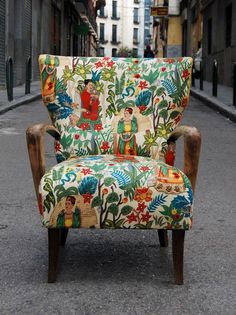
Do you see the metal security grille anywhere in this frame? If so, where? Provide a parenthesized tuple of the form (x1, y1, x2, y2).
(23, 0, 32, 60)
(0, 0, 5, 86)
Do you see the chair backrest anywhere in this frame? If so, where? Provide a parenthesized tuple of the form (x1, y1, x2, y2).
(39, 55, 192, 162)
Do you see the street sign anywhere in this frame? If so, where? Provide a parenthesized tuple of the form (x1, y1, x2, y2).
(151, 6, 168, 17)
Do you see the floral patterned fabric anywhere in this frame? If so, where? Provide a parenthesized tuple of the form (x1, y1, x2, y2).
(38, 55, 194, 230)
(39, 154, 193, 229)
(39, 55, 192, 162)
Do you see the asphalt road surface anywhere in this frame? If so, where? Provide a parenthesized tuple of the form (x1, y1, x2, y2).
(0, 97, 236, 314)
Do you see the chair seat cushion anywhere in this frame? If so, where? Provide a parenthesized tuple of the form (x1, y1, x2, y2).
(39, 154, 193, 230)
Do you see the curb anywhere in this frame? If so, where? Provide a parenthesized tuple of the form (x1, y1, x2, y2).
(190, 88, 236, 123)
(0, 92, 41, 115)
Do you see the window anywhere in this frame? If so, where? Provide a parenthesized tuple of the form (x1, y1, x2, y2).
(132, 48, 138, 57)
(112, 48, 117, 57)
(100, 6, 104, 16)
(133, 8, 139, 23)
(133, 28, 138, 44)
(112, 25, 117, 43)
(225, 3, 232, 47)
(99, 47, 105, 57)
(100, 23, 105, 41)
(112, 1, 118, 18)
(207, 19, 212, 54)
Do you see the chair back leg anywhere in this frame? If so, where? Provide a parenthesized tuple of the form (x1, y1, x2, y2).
(60, 228, 69, 246)
(158, 230, 168, 247)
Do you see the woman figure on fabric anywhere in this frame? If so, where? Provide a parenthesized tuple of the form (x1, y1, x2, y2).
(80, 79, 99, 121)
(117, 107, 138, 155)
(56, 196, 80, 228)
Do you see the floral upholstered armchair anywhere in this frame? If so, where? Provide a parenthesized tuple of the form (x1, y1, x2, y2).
(26, 55, 201, 284)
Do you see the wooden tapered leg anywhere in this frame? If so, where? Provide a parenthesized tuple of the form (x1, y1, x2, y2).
(48, 229, 60, 283)
(60, 228, 69, 246)
(158, 230, 168, 247)
(172, 230, 185, 285)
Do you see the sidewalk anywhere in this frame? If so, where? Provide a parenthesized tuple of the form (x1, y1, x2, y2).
(0, 81, 41, 115)
(191, 79, 236, 122)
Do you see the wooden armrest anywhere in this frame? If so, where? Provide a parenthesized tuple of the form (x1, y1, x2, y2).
(26, 123, 60, 199)
(169, 126, 201, 192)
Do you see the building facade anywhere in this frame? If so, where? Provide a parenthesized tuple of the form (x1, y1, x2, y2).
(152, 0, 182, 57)
(201, 0, 235, 86)
(0, 0, 104, 87)
(97, 0, 146, 57)
(180, 0, 202, 57)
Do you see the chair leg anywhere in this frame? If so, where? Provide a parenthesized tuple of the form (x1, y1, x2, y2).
(48, 229, 60, 283)
(60, 228, 69, 246)
(158, 230, 168, 247)
(172, 230, 185, 285)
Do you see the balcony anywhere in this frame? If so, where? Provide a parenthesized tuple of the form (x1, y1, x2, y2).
(134, 0, 140, 3)
(133, 17, 139, 24)
(111, 38, 120, 45)
(99, 36, 108, 44)
(133, 38, 139, 45)
(111, 11, 120, 20)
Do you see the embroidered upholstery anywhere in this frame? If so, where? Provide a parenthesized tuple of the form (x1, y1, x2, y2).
(39, 55, 192, 162)
(39, 154, 193, 230)
(38, 55, 194, 230)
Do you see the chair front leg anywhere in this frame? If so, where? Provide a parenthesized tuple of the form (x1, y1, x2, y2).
(172, 230, 185, 285)
(48, 229, 60, 283)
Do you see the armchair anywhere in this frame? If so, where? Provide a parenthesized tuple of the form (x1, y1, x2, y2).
(26, 55, 201, 284)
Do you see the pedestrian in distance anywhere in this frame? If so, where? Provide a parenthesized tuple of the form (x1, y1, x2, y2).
(144, 45, 154, 58)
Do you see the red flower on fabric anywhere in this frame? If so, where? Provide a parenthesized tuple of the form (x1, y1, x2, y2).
(127, 212, 138, 223)
(134, 73, 141, 79)
(102, 188, 108, 194)
(139, 166, 150, 172)
(167, 58, 175, 64)
(178, 57, 183, 62)
(54, 142, 61, 152)
(48, 82, 53, 90)
(134, 187, 153, 202)
(136, 202, 147, 213)
(82, 192, 93, 204)
(94, 123, 103, 132)
(107, 60, 115, 67)
(74, 134, 80, 140)
(134, 59, 139, 64)
(138, 81, 148, 90)
(101, 141, 110, 151)
(138, 105, 147, 113)
(141, 211, 152, 223)
(182, 69, 190, 79)
(95, 61, 104, 68)
(161, 67, 166, 72)
(173, 213, 180, 220)
(81, 168, 92, 175)
(79, 122, 90, 130)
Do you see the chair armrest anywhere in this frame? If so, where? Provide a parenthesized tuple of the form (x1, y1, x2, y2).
(26, 123, 60, 199)
(168, 126, 201, 192)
